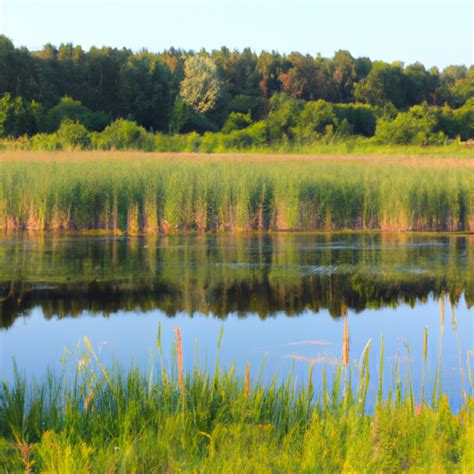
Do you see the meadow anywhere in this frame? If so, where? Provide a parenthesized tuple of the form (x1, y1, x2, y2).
(0, 326, 473, 472)
(0, 151, 473, 233)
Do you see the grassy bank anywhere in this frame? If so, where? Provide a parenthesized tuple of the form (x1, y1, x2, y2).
(1, 152, 474, 233)
(1, 328, 473, 472)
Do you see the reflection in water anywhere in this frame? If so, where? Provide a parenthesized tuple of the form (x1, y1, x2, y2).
(0, 233, 473, 328)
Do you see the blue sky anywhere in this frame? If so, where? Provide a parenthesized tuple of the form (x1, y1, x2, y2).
(1, 0, 472, 69)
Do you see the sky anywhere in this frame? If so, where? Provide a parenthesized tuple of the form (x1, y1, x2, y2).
(0, 0, 472, 69)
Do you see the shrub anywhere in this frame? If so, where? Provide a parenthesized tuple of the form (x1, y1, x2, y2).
(375, 103, 445, 145)
(293, 100, 338, 143)
(199, 132, 219, 153)
(30, 133, 61, 151)
(45, 96, 110, 132)
(267, 93, 304, 142)
(334, 103, 379, 136)
(92, 119, 155, 150)
(56, 119, 91, 150)
(222, 112, 252, 133)
(452, 98, 474, 140)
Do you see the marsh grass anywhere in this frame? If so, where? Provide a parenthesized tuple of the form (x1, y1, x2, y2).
(0, 152, 473, 233)
(0, 324, 473, 472)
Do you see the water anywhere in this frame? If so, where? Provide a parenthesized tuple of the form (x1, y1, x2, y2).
(0, 233, 473, 408)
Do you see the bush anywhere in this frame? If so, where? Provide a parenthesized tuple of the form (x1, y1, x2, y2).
(92, 119, 155, 150)
(222, 112, 252, 133)
(452, 98, 474, 140)
(56, 119, 91, 150)
(293, 100, 338, 143)
(334, 103, 379, 136)
(267, 93, 304, 141)
(374, 103, 445, 145)
(30, 133, 61, 151)
(45, 96, 111, 133)
(192, 132, 215, 153)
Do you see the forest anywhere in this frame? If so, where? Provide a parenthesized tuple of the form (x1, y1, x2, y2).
(0, 35, 473, 151)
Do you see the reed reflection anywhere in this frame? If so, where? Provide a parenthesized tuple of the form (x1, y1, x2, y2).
(0, 233, 472, 328)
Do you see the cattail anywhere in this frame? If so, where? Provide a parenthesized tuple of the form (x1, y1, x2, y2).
(421, 327, 428, 404)
(342, 305, 350, 366)
(17, 443, 33, 473)
(84, 388, 94, 410)
(175, 327, 185, 397)
(244, 362, 251, 398)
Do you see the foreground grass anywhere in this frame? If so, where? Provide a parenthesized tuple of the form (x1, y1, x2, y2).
(1, 151, 474, 233)
(1, 329, 473, 472)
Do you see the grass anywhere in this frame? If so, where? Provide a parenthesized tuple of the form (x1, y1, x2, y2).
(0, 151, 473, 234)
(0, 325, 473, 472)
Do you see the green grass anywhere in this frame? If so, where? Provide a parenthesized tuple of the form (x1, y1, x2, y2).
(0, 152, 473, 233)
(0, 327, 473, 472)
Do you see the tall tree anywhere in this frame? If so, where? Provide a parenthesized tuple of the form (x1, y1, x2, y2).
(180, 55, 221, 113)
(354, 61, 406, 108)
(119, 51, 174, 131)
(332, 50, 356, 102)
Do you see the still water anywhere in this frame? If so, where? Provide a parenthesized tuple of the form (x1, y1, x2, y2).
(1, 233, 473, 407)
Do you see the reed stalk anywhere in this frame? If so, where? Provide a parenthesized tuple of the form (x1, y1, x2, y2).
(175, 327, 185, 398)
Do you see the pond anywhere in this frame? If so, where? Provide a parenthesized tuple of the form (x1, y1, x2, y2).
(0, 232, 473, 409)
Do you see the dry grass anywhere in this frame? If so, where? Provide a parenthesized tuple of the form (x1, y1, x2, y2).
(1, 150, 474, 168)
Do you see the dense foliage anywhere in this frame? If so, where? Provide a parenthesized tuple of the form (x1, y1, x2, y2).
(0, 36, 473, 150)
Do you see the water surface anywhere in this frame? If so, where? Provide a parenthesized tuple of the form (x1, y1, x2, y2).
(1, 233, 472, 408)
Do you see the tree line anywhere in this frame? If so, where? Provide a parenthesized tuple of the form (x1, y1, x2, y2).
(0, 35, 473, 149)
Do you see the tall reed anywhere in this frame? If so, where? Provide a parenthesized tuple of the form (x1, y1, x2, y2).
(0, 326, 472, 472)
(0, 153, 472, 232)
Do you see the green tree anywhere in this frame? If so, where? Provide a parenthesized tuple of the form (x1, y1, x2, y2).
(256, 52, 291, 98)
(354, 62, 406, 108)
(0, 36, 17, 94)
(266, 93, 304, 141)
(294, 100, 338, 142)
(280, 53, 335, 101)
(332, 50, 357, 102)
(212, 47, 260, 97)
(0, 93, 38, 137)
(119, 51, 175, 131)
(180, 55, 222, 113)
(403, 63, 431, 105)
(225, 94, 264, 120)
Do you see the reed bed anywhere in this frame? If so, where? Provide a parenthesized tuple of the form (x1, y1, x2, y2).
(0, 326, 472, 472)
(0, 152, 473, 233)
